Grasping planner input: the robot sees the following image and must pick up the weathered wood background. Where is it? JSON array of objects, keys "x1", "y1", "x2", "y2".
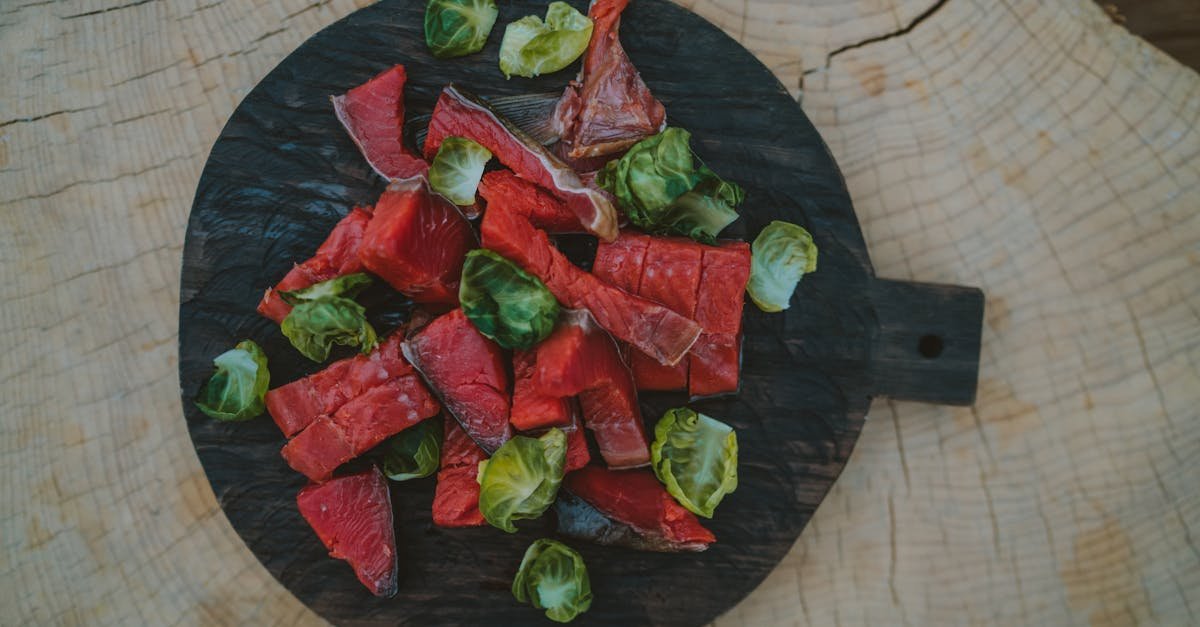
[{"x1": 2, "y1": 0, "x2": 1197, "y2": 625}]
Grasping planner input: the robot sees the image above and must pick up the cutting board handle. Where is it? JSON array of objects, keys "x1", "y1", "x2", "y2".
[{"x1": 867, "y1": 278, "x2": 984, "y2": 406}]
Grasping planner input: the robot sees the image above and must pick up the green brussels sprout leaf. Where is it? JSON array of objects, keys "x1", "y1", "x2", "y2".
[
  {"x1": 477, "y1": 429, "x2": 567, "y2": 533},
  {"x1": 650, "y1": 407, "x2": 738, "y2": 518},
  {"x1": 281, "y1": 297, "x2": 378, "y2": 362},
  {"x1": 279, "y1": 273, "x2": 373, "y2": 305},
  {"x1": 378, "y1": 417, "x2": 442, "y2": 482},
  {"x1": 424, "y1": 0, "x2": 499, "y2": 59},
  {"x1": 429, "y1": 137, "x2": 493, "y2": 206},
  {"x1": 459, "y1": 249, "x2": 560, "y2": 350},
  {"x1": 596, "y1": 128, "x2": 743, "y2": 242},
  {"x1": 746, "y1": 220, "x2": 818, "y2": 312},
  {"x1": 499, "y1": 2, "x2": 593, "y2": 79},
  {"x1": 512, "y1": 538, "x2": 592, "y2": 623},
  {"x1": 195, "y1": 340, "x2": 270, "y2": 422}
]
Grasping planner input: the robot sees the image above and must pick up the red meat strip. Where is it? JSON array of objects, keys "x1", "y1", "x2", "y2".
[
  {"x1": 534, "y1": 310, "x2": 649, "y2": 468},
  {"x1": 403, "y1": 309, "x2": 512, "y2": 453},
  {"x1": 358, "y1": 178, "x2": 476, "y2": 306},
  {"x1": 481, "y1": 206, "x2": 700, "y2": 367},
  {"x1": 281, "y1": 375, "x2": 440, "y2": 482},
  {"x1": 332, "y1": 64, "x2": 429, "y2": 181},
  {"x1": 565, "y1": 465, "x2": 714, "y2": 549},
  {"x1": 592, "y1": 230, "x2": 651, "y2": 293},
  {"x1": 565, "y1": 420, "x2": 591, "y2": 472},
  {"x1": 628, "y1": 237, "x2": 702, "y2": 390},
  {"x1": 432, "y1": 419, "x2": 487, "y2": 528},
  {"x1": 552, "y1": 0, "x2": 666, "y2": 161},
  {"x1": 477, "y1": 170, "x2": 584, "y2": 233},
  {"x1": 257, "y1": 206, "x2": 372, "y2": 324},
  {"x1": 510, "y1": 349, "x2": 573, "y2": 431},
  {"x1": 688, "y1": 241, "x2": 750, "y2": 397},
  {"x1": 296, "y1": 467, "x2": 398, "y2": 597},
  {"x1": 266, "y1": 332, "x2": 412, "y2": 438},
  {"x1": 423, "y1": 85, "x2": 618, "y2": 241}
]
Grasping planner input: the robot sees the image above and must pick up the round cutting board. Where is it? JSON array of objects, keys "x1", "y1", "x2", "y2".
[{"x1": 178, "y1": 0, "x2": 984, "y2": 624}]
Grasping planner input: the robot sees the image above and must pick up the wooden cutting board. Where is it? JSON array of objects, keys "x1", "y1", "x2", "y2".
[
  {"x1": 178, "y1": 1, "x2": 982, "y2": 624},
  {"x1": 1, "y1": 0, "x2": 1196, "y2": 625}
]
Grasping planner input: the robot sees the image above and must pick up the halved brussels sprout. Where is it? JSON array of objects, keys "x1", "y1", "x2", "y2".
[
  {"x1": 498, "y1": 2, "x2": 593, "y2": 79},
  {"x1": 746, "y1": 220, "x2": 818, "y2": 312},
  {"x1": 429, "y1": 137, "x2": 493, "y2": 206},
  {"x1": 477, "y1": 428, "x2": 566, "y2": 532},
  {"x1": 281, "y1": 297, "x2": 378, "y2": 362},
  {"x1": 378, "y1": 417, "x2": 442, "y2": 482},
  {"x1": 650, "y1": 407, "x2": 738, "y2": 518},
  {"x1": 459, "y1": 249, "x2": 560, "y2": 350},
  {"x1": 512, "y1": 538, "x2": 592, "y2": 623},
  {"x1": 424, "y1": 0, "x2": 499, "y2": 59},
  {"x1": 195, "y1": 340, "x2": 270, "y2": 422}
]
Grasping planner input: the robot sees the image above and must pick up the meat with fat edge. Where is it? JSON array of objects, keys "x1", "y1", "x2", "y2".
[
  {"x1": 332, "y1": 64, "x2": 429, "y2": 181},
  {"x1": 560, "y1": 465, "x2": 714, "y2": 551},
  {"x1": 358, "y1": 177, "x2": 476, "y2": 306},
  {"x1": 403, "y1": 309, "x2": 512, "y2": 453},
  {"x1": 296, "y1": 467, "x2": 399, "y2": 596},
  {"x1": 552, "y1": 0, "x2": 666, "y2": 162},
  {"x1": 424, "y1": 84, "x2": 618, "y2": 241}
]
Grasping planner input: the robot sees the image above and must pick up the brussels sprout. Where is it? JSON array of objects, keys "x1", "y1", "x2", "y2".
[
  {"x1": 512, "y1": 538, "x2": 592, "y2": 623},
  {"x1": 281, "y1": 297, "x2": 378, "y2": 362},
  {"x1": 195, "y1": 340, "x2": 270, "y2": 422},
  {"x1": 378, "y1": 417, "x2": 442, "y2": 482},
  {"x1": 650, "y1": 407, "x2": 738, "y2": 518},
  {"x1": 746, "y1": 220, "x2": 818, "y2": 312},
  {"x1": 596, "y1": 128, "x2": 743, "y2": 242},
  {"x1": 429, "y1": 137, "x2": 493, "y2": 206},
  {"x1": 477, "y1": 429, "x2": 567, "y2": 532},
  {"x1": 424, "y1": 0, "x2": 499, "y2": 59},
  {"x1": 498, "y1": 2, "x2": 593, "y2": 79},
  {"x1": 459, "y1": 249, "x2": 560, "y2": 350},
  {"x1": 279, "y1": 273, "x2": 372, "y2": 304}
]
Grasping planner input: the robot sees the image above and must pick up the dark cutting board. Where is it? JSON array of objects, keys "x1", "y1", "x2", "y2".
[{"x1": 178, "y1": 1, "x2": 984, "y2": 625}]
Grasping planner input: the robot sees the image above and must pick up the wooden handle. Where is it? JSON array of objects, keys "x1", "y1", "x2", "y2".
[{"x1": 867, "y1": 278, "x2": 984, "y2": 406}]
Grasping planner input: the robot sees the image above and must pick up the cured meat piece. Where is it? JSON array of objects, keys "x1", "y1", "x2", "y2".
[
  {"x1": 552, "y1": 0, "x2": 666, "y2": 161},
  {"x1": 534, "y1": 310, "x2": 649, "y2": 468},
  {"x1": 296, "y1": 467, "x2": 398, "y2": 596},
  {"x1": 510, "y1": 349, "x2": 573, "y2": 431},
  {"x1": 257, "y1": 206, "x2": 372, "y2": 324},
  {"x1": 688, "y1": 241, "x2": 750, "y2": 397},
  {"x1": 332, "y1": 64, "x2": 429, "y2": 181},
  {"x1": 423, "y1": 85, "x2": 618, "y2": 241},
  {"x1": 403, "y1": 309, "x2": 512, "y2": 452},
  {"x1": 358, "y1": 178, "x2": 476, "y2": 306},
  {"x1": 628, "y1": 237, "x2": 702, "y2": 390},
  {"x1": 280, "y1": 416, "x2": 354, "y2": 483},
  {"x1": 565, "y1": 420, "x2": 591, "y2": 472},
  {"x1": 561, "y1": 466, "x2": 714, "y2": 551},
  {"x1": 595, "y1": 234, "x2": 749, "y2": 395},
  {"x1": 281, "y1": 375, "x2": 440, "y2": 482},
  {"x1": 432, "y1": 419, "x2": 487, "y2": 528},
  {"x1": 477, "y1": 170, "x2": 584, "y2": 233},
  {"x1": 591, "y1": 230, "x2": 651, "y2": 293},
  {"x1": 481, "y1": 205, "x2": 700, "y2": 367},
  {"x1": 266, "y1": 332, "x2": 412, "y2": 438}
]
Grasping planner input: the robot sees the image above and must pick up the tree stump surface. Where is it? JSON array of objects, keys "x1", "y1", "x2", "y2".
[{"x1": 1, "y1": 0, "x2": 1196, "y2": 625}]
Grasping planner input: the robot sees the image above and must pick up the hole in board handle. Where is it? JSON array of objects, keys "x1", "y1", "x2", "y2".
[{"x1": 918, "y1": 334, "x2": 944, "y2": 359}]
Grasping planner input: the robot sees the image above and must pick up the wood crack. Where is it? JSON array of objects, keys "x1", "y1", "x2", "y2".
[
  {"x1": 62, "y1": 0, "x2": 157, "y2": 20},
  {"x1": 804, "y1": 0, "x2": 951, "y2": 82}
]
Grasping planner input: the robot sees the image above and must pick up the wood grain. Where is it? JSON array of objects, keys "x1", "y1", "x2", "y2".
[{"x1": 2, "y1": 0, "x2": 1197, "y2": 625}]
